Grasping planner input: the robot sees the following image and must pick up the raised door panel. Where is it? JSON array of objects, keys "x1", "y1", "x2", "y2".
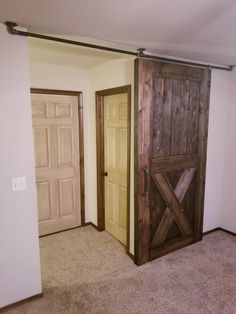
[
  {"x1": 55, "y1": 103, "x2": 72, "y2": 118},
  {"x1": 119, "y1": 128, "x2": 127, "y2": 175},
  {"x1": 59, "y1": 178, "x2": 75, "y2": 217},
  {"x1": 119, "y1": 186, "x2": 127, "y2": 229},
  {"x1": 105, "y1": 180, "x2": 117, "y2": 237},
  {"x1": 107, "y1": 127, "x2": 117, "y2": 170},
  {"x1": 57, "y1": 127, "x2": 73, "y2": 167},
  {"x1": 32, "y1": 102, "x2": 47, "y2": 118},
  {"x1": 107, "y1": 99, "x2": 116, "y2": 120},
  {"x1": 107, "y1": 181, "x2": 116, "y2": 224},
  {"x1": 119, "y1": 100, "x2": 128, "y2": 120},
  {"x1": 118, "y1": 186, "x2": 127, "y2": 244},
  {"x1": 36, "y1": 181, "x2": 53, "y2": 222},
  {"x1": 33, "y1": 127, "x2": 50, "y2": 168}
]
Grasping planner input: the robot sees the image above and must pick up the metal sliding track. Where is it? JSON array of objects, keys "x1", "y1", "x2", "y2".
[{"x1": 5, "y1": 21, "x2": 234, "y2": 71}]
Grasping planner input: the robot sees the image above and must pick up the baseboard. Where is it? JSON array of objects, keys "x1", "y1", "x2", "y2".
[
  {"x1": 39, "y1": 224, "x2": 86, "y2": 238},
  {"x1": 0, "y1": 293, "x2": 43, "y2": 312},
  {"x1": 219, "y1": 227, "x2": 236, "y2": 237},
  {"x1": 203, "y1": 227, "x2": 235, "y2": 237},
  {"x1": 40, "y1": 223, "x2": 101, "y2": 238},
  {"x1": 203, "y1": 227, "x2": 221, "y2": 236},
  {"x1": 127, "y1": 251, "x2": 134, "y2": 260},
  {"x1": 84, "y1": 222, "x2": 99, "y2": 231}
]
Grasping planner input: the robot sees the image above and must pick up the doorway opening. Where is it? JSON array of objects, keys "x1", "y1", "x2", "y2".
[
  {"x1": 31, "y1": 88, "x2": 85, "y2": 236},
  {"x1": 96, "y1": 85, "x2": 131, "y2": 253}
]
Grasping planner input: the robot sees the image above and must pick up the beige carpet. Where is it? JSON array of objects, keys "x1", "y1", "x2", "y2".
[{"x1": 4, "y1": 226, "x2": 236, "y2": 314}]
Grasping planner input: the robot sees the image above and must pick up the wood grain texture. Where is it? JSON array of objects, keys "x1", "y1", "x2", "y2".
[
  {"x1": 134, "y1": 59, "x2": 151, "y2": 265},
  {"x1": 179, "y1": 80, "x2": 189, "y2": 154},
  {"x1": 32, "y1": 93, "x2": 82, "y2": 236},
  {"x1": 31, "y1": 88, "x2": 85, "y2": 228},
  {"x1": 150, "y1": 236, "x2": 195, "y2": 260},
  {"x1": 171, "y1": 79, "x2": 181, "y2": 155},
  {"x1": 104, "y1": 93, "x2": 128, "y2": 245},
  {"x1": 151, "y1": 168, "x2": 196, "y2": 246},
  {"x1": 96, "y1": 85, "x2": 131, "y2": 253},
  {"x1": 134, "y1": 59, "x2": 211, "y2": 265},
  {"x1": 152, "y1": 173, "x2": 193, "y2": 236}
]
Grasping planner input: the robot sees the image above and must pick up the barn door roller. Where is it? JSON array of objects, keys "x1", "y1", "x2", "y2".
[{"x1": 5, "y1": 21, "x2": 234, "y2": 72}]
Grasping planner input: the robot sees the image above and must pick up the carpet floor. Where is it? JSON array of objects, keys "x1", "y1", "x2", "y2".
[{"x1": 3, "y1": 226, "x2": 236, "y2": 314}]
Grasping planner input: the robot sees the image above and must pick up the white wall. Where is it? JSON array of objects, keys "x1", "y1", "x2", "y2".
[
  {"x1": 89, "y1": 58, "x2": 135, "y2": 253},
  {"x1": 204, "y1": 68, "x2": 236, "y2": 234},
  {"x1": 0, "y1": 24, "x2": 42, "y2": 308},
  {"x1": 203, "y1": 70, "x2": 231, "y2": 232},
  {"x1": 220, "y1": 70, "x2": 236, "y2": 233}
]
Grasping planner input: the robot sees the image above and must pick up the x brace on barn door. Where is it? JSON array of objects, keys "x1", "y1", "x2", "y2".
[
  {"x1": 151, "y1": 168, "x2": 196, "y2": 247},
  {"x1": 5, "y1": 21, "x2": 234, "y2": 72}
]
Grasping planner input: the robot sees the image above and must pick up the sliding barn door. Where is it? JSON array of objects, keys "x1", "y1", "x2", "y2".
[{"x1": 135, "y1": 59, "x2": 211, "y2": 265}]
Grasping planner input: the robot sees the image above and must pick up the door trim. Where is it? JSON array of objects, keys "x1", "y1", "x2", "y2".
[
  {"x1": 96, "y1": 85, "x2": 131, "y2": 253},
  {"x1": 30, "y1": 88, "x2": 85, "y2": 226}
]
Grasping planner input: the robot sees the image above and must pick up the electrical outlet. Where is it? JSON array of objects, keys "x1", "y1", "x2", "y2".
[{"x1": 11, "y1": 177, "x2": 27, "y2": 192}]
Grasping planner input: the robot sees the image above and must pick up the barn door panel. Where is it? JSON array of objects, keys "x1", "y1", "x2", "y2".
[{"x1": 135, "y1": 59, "x2": 211, "y2": 265}]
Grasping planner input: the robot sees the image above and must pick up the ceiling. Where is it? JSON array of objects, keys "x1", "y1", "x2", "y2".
[{"x1": 1, "y1": 0, "x2": 236, "y2": 66}]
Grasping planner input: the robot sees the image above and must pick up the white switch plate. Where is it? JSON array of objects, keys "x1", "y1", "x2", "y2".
[{"x1": 11, "y1": 177, "x2": 27, "y2": 192}]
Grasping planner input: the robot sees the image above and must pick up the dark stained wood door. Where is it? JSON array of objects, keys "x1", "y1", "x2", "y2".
[{"x1": 134, "y1": 59, "x2": 211, "y2": 265}]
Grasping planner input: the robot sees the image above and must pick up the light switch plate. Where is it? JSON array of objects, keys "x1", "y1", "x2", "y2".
[{"x1": 11, "y1": 177, "x2": 27, "y2": 192}]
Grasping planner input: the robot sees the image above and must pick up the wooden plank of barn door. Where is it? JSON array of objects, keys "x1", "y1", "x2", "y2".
[
  {"x1": 179, "y1": 80, "x2": 189, "y2": 155},
  {"x1": 152, "y1": 78, "x2": 172, "y2": 157},
  {"x1": 151, "y1": 167, "x2": 196, "y2": 246},
  {"x1": 151, "y1": 172, "x2": 193, "y2": 236},
  {"x1": 171, "y1": 79, "x2": 181, "y2": 155},
  {"x1": 134, "y1": 59, "x2": 151, "y2": 265},
  {"x1": 187, "y1": 81, "x2": 200, "y2": 154}
]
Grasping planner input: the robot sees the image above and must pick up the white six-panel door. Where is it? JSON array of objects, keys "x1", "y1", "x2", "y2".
[{"x1": 31, "y1": 94, "x2": 81, "y2": 236}]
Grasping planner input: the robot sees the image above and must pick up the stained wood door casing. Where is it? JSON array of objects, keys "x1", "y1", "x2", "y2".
[
  {"x1": 135, "y1": 59, "x2": 211, "y2": 265},
  {"x1": 104, "y1": 93, "x2": 128, "y2": 245},
  {"x1": 31, "y1": 94, "x2": 81, "y2": 236}
]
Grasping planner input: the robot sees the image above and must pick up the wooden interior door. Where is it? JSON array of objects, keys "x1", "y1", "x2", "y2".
[
  {"x1": 31, "y1": 93, "x2": 81, "y2": 236},
  {"x1": 104, "y1": 93, "x2": 128, "y2": 245},
  {"x1": 135, "y1": 59, "x2": 211, "y2": 265}
]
